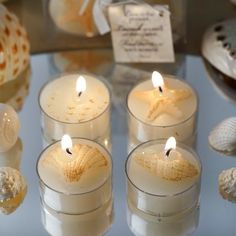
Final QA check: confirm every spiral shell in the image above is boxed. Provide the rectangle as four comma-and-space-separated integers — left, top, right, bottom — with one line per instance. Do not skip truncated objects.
0, 167, 27, 214
0, 4, 30, 86
0, 103, 20, 152
43, 144, 108, 182
208, 117, 236, 155
202, 19, 236, 80
219, 168, 236, 202
135, 151, 199, 181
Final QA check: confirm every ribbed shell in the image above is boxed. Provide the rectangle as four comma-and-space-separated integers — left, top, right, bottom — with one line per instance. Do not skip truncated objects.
44, 144, 108, 183
135, 152, 198, 181
209, 117, 236, 155
0, 4, 30, 86
219, 168, 236, 202
0, 167, 27, 214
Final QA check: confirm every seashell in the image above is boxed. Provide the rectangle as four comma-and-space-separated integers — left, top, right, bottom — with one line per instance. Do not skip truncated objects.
0, 4, 30, 86
218, 168, 236, 202
202, 19, 236, 80
0, 103, 20, 152
135, 151, 199, 181
49, 0, 99, 37
208, 117, 236, 155
0, 167, 27, 214
43, 144, 108, 182
231, 0, 236, 6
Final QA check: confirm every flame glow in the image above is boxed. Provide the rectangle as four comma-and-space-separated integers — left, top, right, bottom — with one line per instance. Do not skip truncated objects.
165, 137, 176, 152
76, 76, 86, 94
152, 71, 164, 89
61, 134, 72, 151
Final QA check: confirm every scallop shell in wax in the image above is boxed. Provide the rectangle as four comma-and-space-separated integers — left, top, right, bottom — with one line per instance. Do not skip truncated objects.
0, 4, 30, 86
44, 144, 108, 183
219, 168, 236, 202
208, 117, 236, 155
0, 167, 27, 214
202, 19, 236, 80
135, 151, 199, 181
0, 103, 20, 152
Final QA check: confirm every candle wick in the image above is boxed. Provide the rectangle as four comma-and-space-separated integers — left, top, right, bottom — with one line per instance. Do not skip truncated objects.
66, 148, 72, 155
159, 86, 163, 93
78, 91, 82, 97
165, 148, 172, 157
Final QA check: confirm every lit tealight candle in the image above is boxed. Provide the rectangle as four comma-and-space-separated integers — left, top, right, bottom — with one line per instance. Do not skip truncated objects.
126, 138, 201, 218
39, 73, 111, 147
37, 135, 112, 214
127, 72, 198, 149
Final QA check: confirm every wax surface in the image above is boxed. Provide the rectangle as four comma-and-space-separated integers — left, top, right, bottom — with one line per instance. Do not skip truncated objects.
38, 140, 111, 194
40, 74, 109, 123
128, 77, 197, 126
128, 143, 200, 195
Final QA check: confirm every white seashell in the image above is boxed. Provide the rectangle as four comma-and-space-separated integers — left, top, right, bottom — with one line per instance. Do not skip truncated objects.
0, 167, 27, 214
0, 103, 20, 152
208, 117, 236, 155
202, 19, 236, 80
219, 168, 236, 202
0, 4, 30, 86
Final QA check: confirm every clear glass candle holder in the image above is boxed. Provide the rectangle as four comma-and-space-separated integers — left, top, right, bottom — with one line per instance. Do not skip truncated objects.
125, 140, 202, 218
41, 197, 114, 236
38, 73, 111, 149
127, 75, 198, 150
37, 138, 112, 215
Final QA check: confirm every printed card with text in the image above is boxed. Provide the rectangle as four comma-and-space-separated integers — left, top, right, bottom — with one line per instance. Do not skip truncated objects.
108, 4, 175, 63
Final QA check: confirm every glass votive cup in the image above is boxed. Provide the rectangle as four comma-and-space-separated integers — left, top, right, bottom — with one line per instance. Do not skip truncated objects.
125, 140, 202, 218
127, 75, 198, 150
127, 198, 199, 236
41, 197, 114, 236
38, 73, 111, 148
37, 138, 112, 215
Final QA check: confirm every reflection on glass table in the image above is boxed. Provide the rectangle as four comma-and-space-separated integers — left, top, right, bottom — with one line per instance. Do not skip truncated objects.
1, 50, 236, 235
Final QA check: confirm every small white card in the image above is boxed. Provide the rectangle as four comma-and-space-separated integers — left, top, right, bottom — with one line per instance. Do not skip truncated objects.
108, 4, 175, 63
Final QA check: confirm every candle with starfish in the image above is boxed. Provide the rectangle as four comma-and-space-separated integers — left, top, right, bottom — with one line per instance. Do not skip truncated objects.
127, 71, 198, 150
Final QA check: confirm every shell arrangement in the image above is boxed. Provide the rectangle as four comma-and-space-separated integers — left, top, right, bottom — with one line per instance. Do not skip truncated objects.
135, 152, 199, 181
0, 103, 20, 152
0, 167, 27, 214
0, 4, 30, 86
208, 117, 236, 155
202, 19, 236, 80
43, 144, 108, 182
219, 168, 236, 202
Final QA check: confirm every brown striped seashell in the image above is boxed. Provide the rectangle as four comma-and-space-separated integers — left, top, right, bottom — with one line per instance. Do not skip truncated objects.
135, 151, 199, 181
43, 144, 108, 183
0, 4, 30, 86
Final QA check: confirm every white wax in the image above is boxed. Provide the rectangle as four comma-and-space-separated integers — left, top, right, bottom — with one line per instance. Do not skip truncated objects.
128, 144, 200, 195
40, 74, 109, 123
128, 77, 197, 126
37, 139, 112, 214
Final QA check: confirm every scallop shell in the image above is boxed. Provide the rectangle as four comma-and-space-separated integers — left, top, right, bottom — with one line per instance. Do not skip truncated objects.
0, 103, 20, 152
219, 168, 236, 202
44, 144, 108, 183
0, 4, 30, 86
208, 117, 236, 155
0, 167, 27, 214
135, 151, 198, 181
202, 19, 236, 80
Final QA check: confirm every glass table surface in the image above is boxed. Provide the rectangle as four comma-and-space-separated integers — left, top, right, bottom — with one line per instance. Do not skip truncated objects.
0, 50, 236, 236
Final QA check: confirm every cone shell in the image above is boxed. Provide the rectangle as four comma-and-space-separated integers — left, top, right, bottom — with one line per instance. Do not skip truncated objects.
135, 151, 198, 181
43, 144, 108, 183
219, 168, 236, 202
209, 117, 236, 155
0, 167, 27, 214
0, 4, 30, 86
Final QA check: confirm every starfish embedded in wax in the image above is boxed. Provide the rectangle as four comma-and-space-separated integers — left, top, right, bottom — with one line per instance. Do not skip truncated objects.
134, 83, 192, 121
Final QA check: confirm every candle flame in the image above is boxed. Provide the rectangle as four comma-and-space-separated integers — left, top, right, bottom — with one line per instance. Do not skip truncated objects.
152, 71, 164, 90
61, 134, 72, 152
76, 76, 86, 95
165, 137, 176, 153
